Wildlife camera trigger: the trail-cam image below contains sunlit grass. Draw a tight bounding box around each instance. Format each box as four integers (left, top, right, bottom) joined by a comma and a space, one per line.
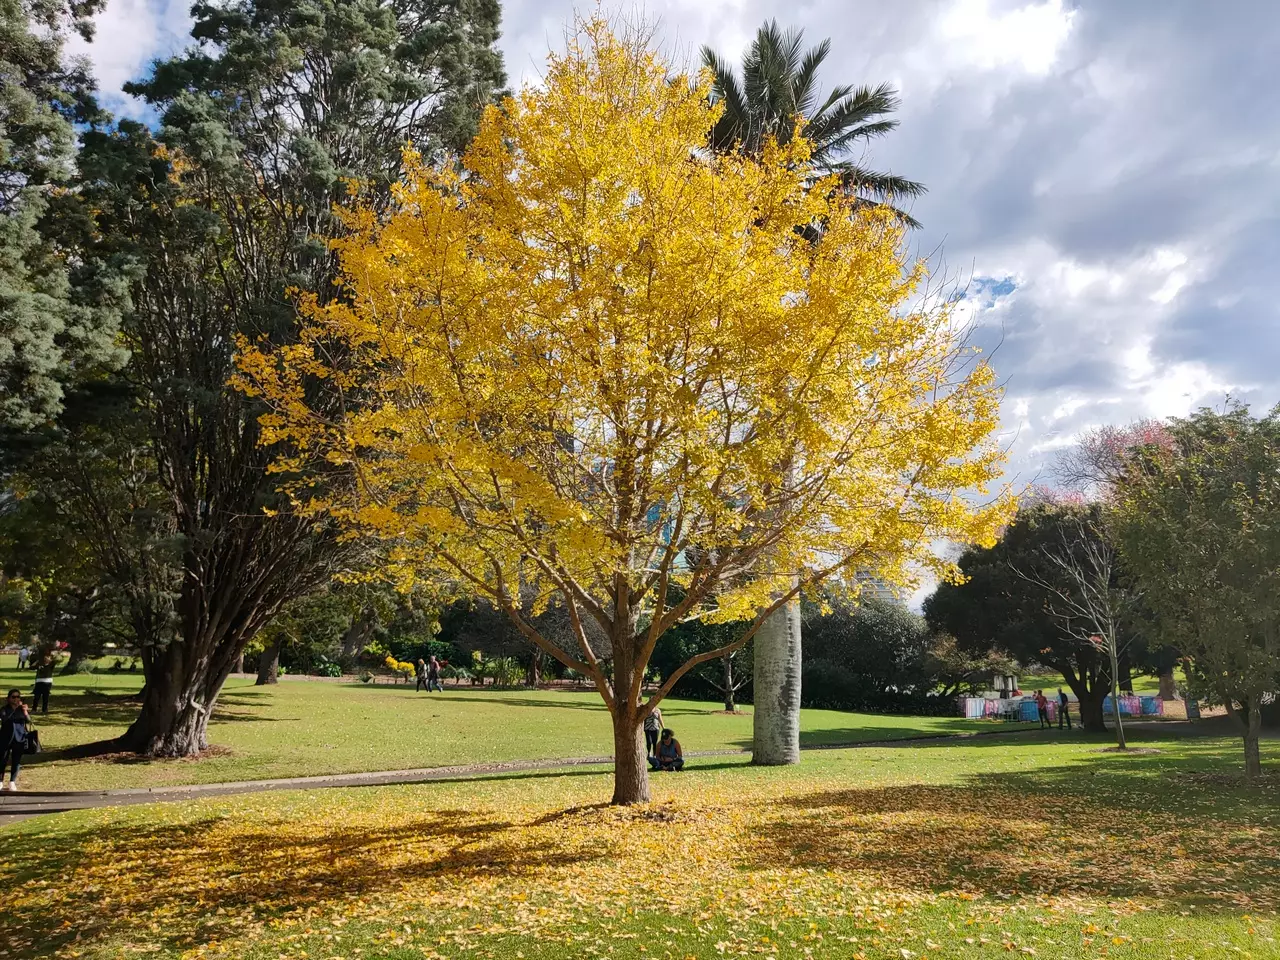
2, 730, 1275, 959
2, 656, 1036, 791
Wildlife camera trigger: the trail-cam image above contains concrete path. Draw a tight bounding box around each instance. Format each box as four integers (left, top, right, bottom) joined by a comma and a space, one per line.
0, 721, 1186, 826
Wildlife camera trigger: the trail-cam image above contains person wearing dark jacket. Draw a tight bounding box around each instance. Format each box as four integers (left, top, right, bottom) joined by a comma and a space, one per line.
32, 657, 54, 714
1, 689, 31, 791
648, 729, 684, 772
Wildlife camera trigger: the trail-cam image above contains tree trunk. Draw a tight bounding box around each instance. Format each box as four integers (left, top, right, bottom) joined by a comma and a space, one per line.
256, 638, 281, 686
1157, 669, 1179, 701
1118, 656, 1134, 694
59, 648, 88, 676
753, 593, 801, 766
340, 608, 374, 660
235, 652, 245, 675
118, 640, 235, 756
1243, 698, 1263, 779
722, 654, 736, 712
1078, 689, 1107, 732
1109, 644, 1126, 749
611, 706, 650, 805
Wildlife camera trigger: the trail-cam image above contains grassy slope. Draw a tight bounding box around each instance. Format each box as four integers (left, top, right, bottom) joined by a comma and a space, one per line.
2, 727, 1275, 960
3, 657, 1036, 791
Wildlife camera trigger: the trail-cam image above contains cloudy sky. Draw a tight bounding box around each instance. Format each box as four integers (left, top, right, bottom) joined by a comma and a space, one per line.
72, 0, 1280, 593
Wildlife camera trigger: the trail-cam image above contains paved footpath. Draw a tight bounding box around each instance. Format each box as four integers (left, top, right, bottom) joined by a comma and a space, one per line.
0, 723, 1182, 826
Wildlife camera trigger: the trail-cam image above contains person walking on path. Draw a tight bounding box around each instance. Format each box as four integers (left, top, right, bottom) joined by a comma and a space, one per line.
0, 689, 30, 791
427, 655, 443, 692
649, 728, 684, 772
32, 656, 54, 714
415, 659, 428, 692
1057, 688, 1072, 730
643, 705, 664, 757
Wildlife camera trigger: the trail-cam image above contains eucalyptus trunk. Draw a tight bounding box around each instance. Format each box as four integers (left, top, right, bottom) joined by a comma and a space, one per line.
753, 588, 801, 765
256, 638, 281, 686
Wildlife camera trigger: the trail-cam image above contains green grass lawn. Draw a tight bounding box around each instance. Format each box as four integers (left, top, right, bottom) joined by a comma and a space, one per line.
1019, 670, 1163, 696
2, 657, 1036, 791
2, 726, 1275, 959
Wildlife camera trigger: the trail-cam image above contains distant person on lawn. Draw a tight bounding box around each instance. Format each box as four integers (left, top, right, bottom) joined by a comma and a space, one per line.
415, 659, 428, 692
1057, 688, 1072, 730
649, 728, 684, 772
32, 656, 54, 714
1035, 690, 1051, 729
1, 689, 30, 791
643, 705, 664, 757
16, 646, 29, 670
427, 655, 443, 692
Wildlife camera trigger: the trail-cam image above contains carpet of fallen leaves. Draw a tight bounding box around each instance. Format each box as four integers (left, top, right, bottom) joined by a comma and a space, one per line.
2, 745, 1278, 959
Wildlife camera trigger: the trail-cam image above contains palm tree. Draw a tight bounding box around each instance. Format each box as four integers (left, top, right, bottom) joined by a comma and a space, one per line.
702, 20, 925, 227
702, 23, 925, 766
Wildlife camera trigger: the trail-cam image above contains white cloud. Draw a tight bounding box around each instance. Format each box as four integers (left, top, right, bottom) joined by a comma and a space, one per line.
68, 0, 191, 117
927, 0, 1076, 78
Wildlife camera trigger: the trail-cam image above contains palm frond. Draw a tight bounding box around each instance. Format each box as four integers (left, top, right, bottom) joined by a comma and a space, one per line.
792, 39, 831, 119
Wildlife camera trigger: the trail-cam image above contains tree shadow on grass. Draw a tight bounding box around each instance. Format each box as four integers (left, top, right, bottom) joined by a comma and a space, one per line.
749, 748, 1280, 914
2, 807, 605, 959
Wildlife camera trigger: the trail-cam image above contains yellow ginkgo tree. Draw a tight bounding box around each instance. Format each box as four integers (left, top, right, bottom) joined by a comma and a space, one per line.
236, 21, 1011, 804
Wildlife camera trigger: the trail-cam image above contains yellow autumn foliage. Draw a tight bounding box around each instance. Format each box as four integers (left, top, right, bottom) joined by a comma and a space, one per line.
236, 20, 1011, 772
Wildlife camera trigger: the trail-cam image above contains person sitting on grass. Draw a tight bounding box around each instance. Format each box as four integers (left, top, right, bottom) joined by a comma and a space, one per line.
649, 728, 684, 772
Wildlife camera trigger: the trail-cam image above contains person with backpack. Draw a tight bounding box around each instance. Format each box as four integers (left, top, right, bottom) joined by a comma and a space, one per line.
1, 689, 31, 791
649, 728, 684, 772
643, 705, 664, 757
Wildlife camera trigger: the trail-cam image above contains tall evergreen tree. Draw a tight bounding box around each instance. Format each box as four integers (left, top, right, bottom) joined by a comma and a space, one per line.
0, 0, 127, 434
79, 0, 506, 755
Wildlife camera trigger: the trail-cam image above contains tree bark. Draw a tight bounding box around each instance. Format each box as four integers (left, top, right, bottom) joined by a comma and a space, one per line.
611, 706, 650, 805
1077, 689, 1107, 732
256, 638, 281, 685
722, 653, 736, 712
753, 592, 801, 766
1157, 669, 1179, 701
1109, 643, 1126, 749
117, 639, 236, 756
1244, 705, 1263, 779
235, 652, 245, 675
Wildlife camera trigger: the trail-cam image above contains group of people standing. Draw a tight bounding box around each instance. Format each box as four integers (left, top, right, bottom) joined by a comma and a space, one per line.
414, 656, 443, 692
1034, 688, 1073, 730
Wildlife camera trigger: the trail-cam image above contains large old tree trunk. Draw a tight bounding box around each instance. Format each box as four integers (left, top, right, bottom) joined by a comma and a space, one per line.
1157, 669, 1179, 701
118, 628, 242, 756
1077, 688, 1107, 732
256, 637, 281, 685
753, 592, 802, 766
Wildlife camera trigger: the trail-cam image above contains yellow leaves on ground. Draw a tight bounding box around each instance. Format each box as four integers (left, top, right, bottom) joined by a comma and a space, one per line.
3, 754, 1277, 959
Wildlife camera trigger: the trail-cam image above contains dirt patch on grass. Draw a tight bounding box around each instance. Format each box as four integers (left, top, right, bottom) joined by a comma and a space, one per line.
78, 744, 236, 765
1094, 747, 1163, 755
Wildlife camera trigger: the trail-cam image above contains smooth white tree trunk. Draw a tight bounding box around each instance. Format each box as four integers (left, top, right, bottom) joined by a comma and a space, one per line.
752, 590, 801, 765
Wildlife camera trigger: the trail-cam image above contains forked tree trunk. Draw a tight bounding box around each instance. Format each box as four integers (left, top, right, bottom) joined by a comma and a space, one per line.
256, 638, 281, 685
753, 591, 801, 766
118, 638, 237, 756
